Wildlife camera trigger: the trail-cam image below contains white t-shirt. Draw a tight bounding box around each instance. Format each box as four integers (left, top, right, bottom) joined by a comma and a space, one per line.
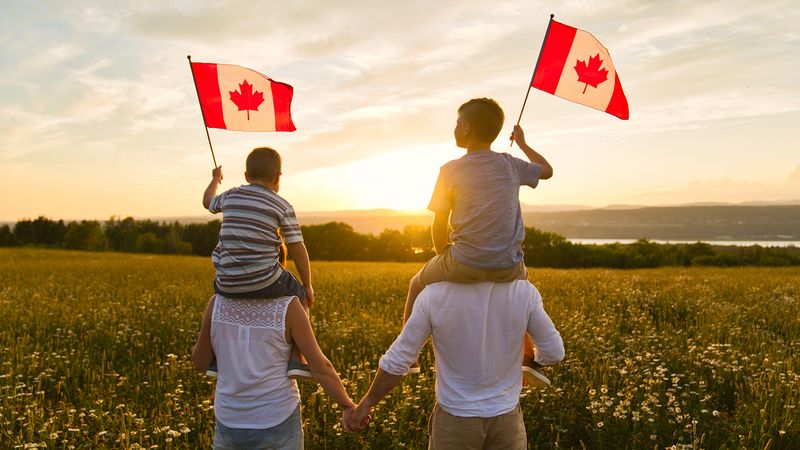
379, 280, 564, 417
427, 151, 540, 270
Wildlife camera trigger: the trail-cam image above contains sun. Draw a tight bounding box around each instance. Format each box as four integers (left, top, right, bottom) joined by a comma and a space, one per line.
295, 144, 454, 212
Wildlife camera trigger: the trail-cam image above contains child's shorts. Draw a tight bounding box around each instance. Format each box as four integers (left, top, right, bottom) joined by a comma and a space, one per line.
215, 269, 306, 301
418, 245, 528, 286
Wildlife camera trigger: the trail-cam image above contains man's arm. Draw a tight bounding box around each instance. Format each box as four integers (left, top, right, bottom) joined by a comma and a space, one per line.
431, 211, 450, 255
346, 368, 403, 431
346, 292, 433, 431
527, 287, 565, 366
202, 166, 223, 209
512, 125, 553, 180
285, 241, 314, 306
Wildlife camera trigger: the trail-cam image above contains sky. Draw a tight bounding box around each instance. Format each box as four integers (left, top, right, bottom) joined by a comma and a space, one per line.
1, 0, 799, 221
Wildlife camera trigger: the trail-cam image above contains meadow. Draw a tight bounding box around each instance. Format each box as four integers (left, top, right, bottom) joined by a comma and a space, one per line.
1, 248, 798, 449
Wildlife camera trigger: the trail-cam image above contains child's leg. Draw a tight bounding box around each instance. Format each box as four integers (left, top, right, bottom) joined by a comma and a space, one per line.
521, 333, 551, 387
266, 272, 314, 381
290, 299, 310, 363
406, 249, 456, 322
406, 251, 458, 373
522, 333, 537, 367
403, 272, 426, 323
403, 271, 427, 373
286, 281, 315, 381
287, 304, 314, 380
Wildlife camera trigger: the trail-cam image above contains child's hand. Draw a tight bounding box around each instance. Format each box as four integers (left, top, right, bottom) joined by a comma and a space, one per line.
212, 166, 223, 183
510, 125, 527, 147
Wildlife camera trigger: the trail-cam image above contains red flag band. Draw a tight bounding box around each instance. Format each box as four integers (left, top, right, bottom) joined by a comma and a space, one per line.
190, 62, 296, 131
532, 19, 629, 120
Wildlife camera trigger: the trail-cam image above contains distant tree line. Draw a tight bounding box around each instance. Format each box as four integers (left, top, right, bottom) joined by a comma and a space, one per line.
2, 216, 799, 268
520, 227, 800, 268
0, 217, 436, 262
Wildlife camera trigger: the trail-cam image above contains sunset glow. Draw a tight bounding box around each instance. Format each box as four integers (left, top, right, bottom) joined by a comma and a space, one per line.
1, 1, 798, 221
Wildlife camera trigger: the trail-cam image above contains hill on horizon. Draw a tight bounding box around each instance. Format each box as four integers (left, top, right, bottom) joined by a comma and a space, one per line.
115, 203, 800, 241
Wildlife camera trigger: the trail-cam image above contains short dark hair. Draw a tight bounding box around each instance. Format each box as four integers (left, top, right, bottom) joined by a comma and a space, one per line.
457, 98, 505, 142
246, 147, 282, 181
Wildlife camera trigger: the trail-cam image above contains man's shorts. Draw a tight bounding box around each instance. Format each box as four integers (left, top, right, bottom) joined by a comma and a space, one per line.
428, 403, 526, 450
418, 246, 528, 286
215, 269, 306, 301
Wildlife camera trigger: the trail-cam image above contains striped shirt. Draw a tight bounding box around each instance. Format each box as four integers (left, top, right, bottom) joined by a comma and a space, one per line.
209, 184, 303, 294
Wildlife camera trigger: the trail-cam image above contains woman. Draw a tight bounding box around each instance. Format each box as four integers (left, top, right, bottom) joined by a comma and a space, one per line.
192, 290, 357, 449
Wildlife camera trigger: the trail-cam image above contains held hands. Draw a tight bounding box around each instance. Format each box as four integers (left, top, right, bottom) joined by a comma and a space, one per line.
510, 125, 527, 148
212, 166, 223, 183
343, 403, 372, 432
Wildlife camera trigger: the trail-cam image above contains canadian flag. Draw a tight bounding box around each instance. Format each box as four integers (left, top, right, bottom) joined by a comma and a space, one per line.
190, 62, 296, 131
532, 19, 629, 120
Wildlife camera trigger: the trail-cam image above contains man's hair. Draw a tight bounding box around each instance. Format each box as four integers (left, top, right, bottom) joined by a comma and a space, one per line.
246, 147, 282, 181
457, 98, 505, 143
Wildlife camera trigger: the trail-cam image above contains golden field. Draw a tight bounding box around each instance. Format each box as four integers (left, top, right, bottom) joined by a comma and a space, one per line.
1, 249, 798, 449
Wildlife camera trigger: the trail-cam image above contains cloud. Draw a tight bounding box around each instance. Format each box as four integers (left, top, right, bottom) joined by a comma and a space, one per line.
0, 108, 78, 161
16, 43, 85, 71
580, 0, 800, 131
2, 0, 799, 219
627, 166, 800, 205
0, 55, 201, 163
789, 165, 800, 182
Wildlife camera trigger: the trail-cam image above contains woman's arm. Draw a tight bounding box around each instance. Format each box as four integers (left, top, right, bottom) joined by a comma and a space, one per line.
286, 299, 354, 409
191, 295, 216, 370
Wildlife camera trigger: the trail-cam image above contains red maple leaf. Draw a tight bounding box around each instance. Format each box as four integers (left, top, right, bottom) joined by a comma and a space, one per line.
574, 53, 608, 94
229, 79, 265, 120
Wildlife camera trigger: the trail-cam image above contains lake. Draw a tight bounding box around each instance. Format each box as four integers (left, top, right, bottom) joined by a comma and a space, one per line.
568, 238, 800, 247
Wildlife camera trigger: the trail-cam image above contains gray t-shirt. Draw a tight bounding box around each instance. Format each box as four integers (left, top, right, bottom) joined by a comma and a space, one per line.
427, 151, 541, 270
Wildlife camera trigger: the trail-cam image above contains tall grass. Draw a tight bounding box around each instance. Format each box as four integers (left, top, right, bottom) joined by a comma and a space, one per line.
1, 249, 797, 449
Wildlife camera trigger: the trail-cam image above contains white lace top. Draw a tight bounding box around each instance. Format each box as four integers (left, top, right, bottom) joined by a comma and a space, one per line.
211, 295, 300, 428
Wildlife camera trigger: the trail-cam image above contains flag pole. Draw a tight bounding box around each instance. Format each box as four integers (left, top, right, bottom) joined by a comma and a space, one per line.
511, 13, 555, 147
187, 55, 218, 168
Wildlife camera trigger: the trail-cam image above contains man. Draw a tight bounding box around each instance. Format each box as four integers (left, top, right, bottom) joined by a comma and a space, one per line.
346, 280, 564, 449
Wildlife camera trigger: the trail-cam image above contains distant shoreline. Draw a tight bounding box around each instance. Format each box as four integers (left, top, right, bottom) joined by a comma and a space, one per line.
569, 238, 799, 247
